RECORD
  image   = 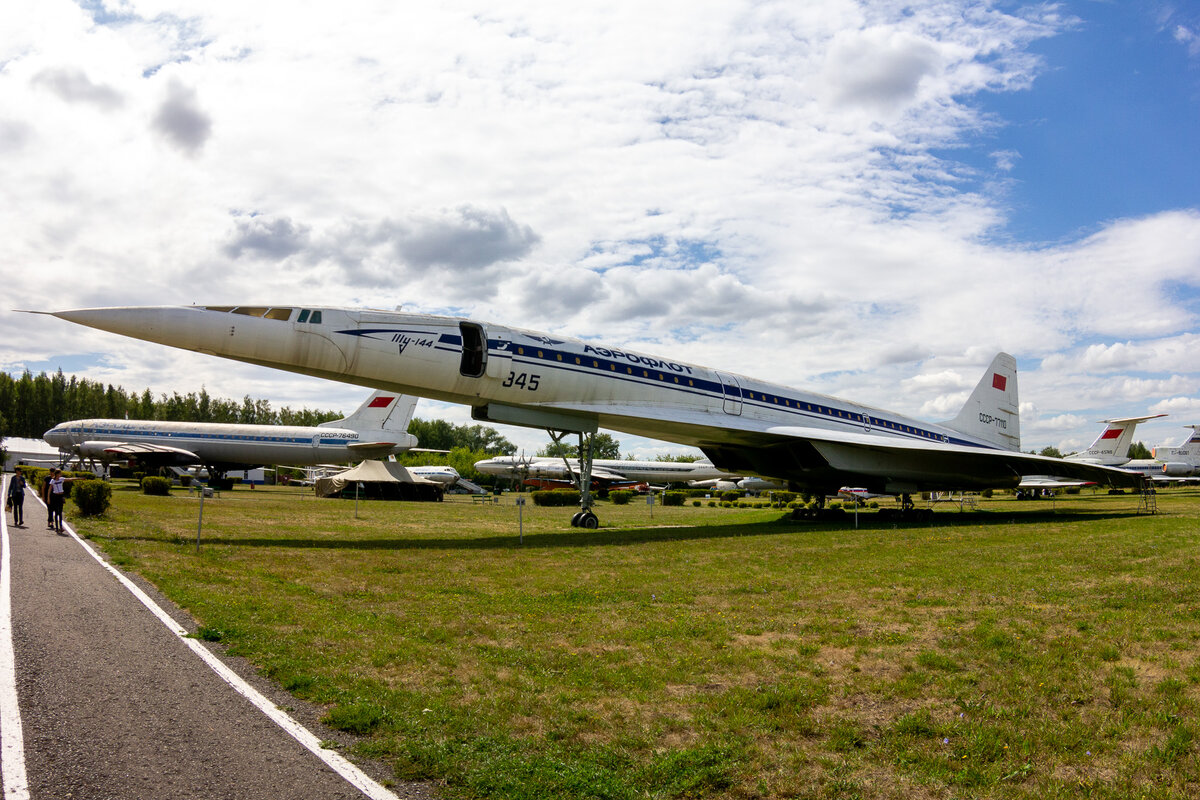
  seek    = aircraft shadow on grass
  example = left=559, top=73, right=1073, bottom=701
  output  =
left=135, top=508, right=1146, bottom=552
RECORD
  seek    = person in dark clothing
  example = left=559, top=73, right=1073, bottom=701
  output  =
left=6, top=467, right=27, bottom=527
left=45, top=468, right=81, bottom=533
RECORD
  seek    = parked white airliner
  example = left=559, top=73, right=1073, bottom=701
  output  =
left=37, top=305, right=1143, bottom=527
left=1121, top=424, right=1200, bottom=480
left=44, top=390, right=419, bottom=482
left=473, top=455, right=737, bottom=486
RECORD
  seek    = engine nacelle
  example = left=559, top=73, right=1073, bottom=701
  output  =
left=1161, top=462, right=1194, bottom=477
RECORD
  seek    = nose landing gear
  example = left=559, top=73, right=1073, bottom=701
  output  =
left=549, top=429, right=600, bottom=529
left=570, top=510, right=599, bottom=529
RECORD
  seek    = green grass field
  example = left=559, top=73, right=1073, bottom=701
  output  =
left=71, top=485, right=1200, bottom=799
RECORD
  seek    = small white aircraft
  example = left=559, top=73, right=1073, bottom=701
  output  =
left=43, top=390, right=420, bottom=487
left=37, top=305, right=1143, bottom=527
left=473, top=455, right=737, bottom=486
left=687, top=476, right=788, bottom=493
left=837, top=487, right=889, bottom=501
left=736, top=476, right=788, bottom=493
left=407, top=465, right=487, bottom=494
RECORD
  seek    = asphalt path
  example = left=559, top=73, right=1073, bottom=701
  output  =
left=2, top=477, right=435, bottom=800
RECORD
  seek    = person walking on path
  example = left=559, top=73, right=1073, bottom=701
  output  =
left=44, top=468, right=83, bottom=533
left=6, top=466, right=27, bottom=527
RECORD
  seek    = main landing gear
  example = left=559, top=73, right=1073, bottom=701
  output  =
left=549, top=429, right=600, bottom=529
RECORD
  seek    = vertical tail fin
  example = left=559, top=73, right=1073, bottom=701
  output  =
left=1153, top=425, right=1200, bottom=462
left=1070, top=414, right=1165, bottom=464
left=322, top=391, right=419, bottom=433
left=943, top=352, right=1020, bottom=450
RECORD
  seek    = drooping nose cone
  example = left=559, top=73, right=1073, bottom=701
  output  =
left=50, top=306, right=209, bottom=351
left=45, top=305, right=351, bottom=380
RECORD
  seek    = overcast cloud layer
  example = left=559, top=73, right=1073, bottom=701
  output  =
left=2, top=0, right=1199, bottom=457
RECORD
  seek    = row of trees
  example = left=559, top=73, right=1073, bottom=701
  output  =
left=0, top=370, right=518, bottom=458
left=0, top=369, right=345, bottom=439
left=1034, top=443, right=1152, bottom=460
left=3, top=369, right=724, bottom=468
left=406, top=418, right=516, bottom=454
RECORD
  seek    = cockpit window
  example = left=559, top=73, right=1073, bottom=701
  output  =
left=203, top=305, right=295, bottom=321
left=203, top=305, right=312, bottom=323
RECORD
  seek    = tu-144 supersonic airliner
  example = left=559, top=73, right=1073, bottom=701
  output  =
left=44, top=389, right=419, bottom=487
left=33, top=305, right=1143, bottom=527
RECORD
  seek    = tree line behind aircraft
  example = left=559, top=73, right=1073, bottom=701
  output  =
left=6, top=367, right=1174, bottom=477
left=0, top=369, right=522, bottom=458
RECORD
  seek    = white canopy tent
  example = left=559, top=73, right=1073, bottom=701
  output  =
left=315, top=460, right=442, bottom=500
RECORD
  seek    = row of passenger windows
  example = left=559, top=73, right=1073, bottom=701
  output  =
left=509, top=346, right=939, bottom=437
left=202, top=306, right=322, bottom=324
left=511, top=345, right=942, bottom=439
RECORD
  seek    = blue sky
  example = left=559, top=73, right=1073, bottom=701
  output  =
left=970, top=3, right=1200, bottom=243
left=1, top=1, right=1199, bottom=458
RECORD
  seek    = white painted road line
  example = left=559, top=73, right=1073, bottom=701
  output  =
left=20, top=485, right=400, bottom=800
left=0, top=477, right=31, bottom=800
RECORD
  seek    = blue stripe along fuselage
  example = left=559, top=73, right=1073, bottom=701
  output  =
left=62, top=424, right=353, bottom=446
left=334, top=327, right=998, bottom=452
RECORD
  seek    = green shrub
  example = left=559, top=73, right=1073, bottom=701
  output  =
left=72, top=479, right=112, bottom=516
left=133, top=472, right=146, bottom=483
left=981, top=488, right=993, bottom=498
left=531, top=489, right=580, bottom=507
left=23, top=467, right=50, bottom=494
left=141, top=476, right=172, bottom=496
left=692, top=500, right=701, bottom=507
left=721, top=490, right=742, bottom=503
left=29, top=468, right=92, bottom=497
left=179, top=473, right=193, bottom=487
left=662, top=492, right=685, bottom=506
left=609, top=490, right=635, bottom=505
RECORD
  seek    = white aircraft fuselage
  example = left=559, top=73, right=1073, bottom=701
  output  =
left=43, top=389, right=419, bottom=472
left=44, top=417, right=415, bottom=470
left=474, top=456, right=737, bottom=484
left=407, top=466, right=462, bottom=485
left=40, top=305, right=1141, bottom=495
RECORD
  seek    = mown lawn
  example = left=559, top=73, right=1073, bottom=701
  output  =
left=72, top=485, right=1200, bottom=799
